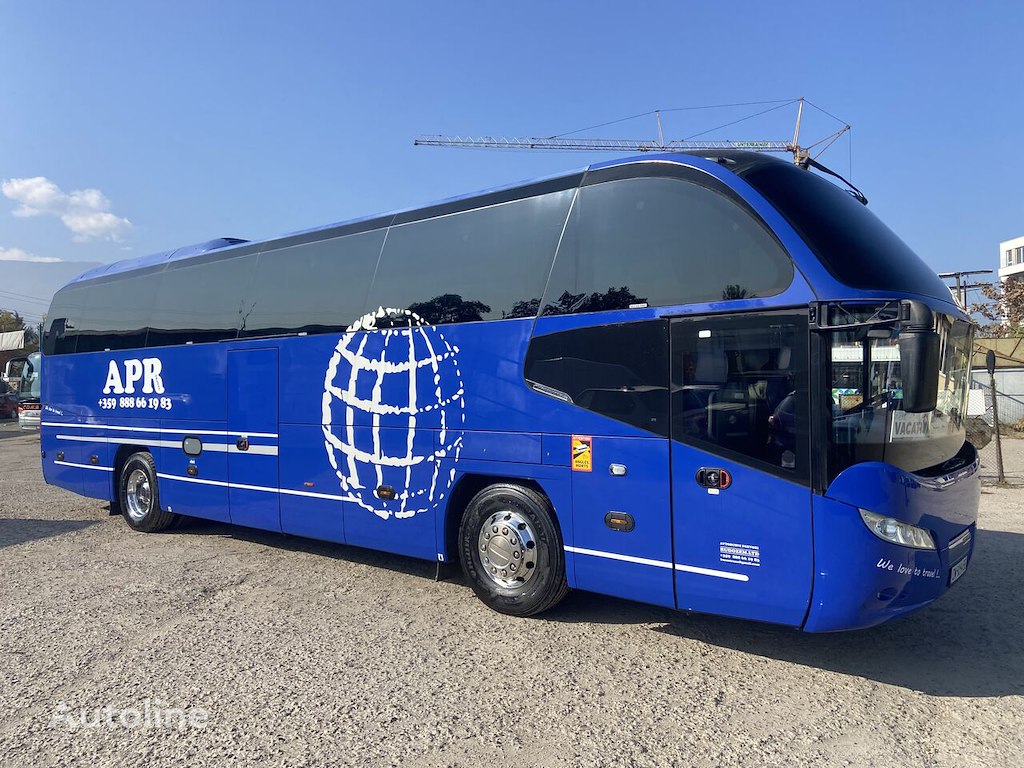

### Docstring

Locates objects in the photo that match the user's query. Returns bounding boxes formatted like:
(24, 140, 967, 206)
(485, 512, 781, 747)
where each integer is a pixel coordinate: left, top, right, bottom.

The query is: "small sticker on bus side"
(571, 435, 592, 472)
(720, 541, 761, 567)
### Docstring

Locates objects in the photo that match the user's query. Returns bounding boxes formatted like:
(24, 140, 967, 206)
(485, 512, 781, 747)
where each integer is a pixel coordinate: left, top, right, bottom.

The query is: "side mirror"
(899, 330, 939, 413)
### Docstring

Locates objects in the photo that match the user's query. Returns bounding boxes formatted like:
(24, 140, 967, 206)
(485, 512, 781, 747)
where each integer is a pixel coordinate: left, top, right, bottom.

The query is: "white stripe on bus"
(155, 472, 357, 503)
(674, 564, 750, 582)
(564, 545, 673, 569)
(564, 545, 749, 582)
(54, 434, 278, 456)
(43, 421, 278, 439)
(54, 461, 114, 472)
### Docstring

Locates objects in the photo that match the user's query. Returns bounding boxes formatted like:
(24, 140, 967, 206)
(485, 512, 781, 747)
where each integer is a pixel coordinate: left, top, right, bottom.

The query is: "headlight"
(858, 508, 936, 550)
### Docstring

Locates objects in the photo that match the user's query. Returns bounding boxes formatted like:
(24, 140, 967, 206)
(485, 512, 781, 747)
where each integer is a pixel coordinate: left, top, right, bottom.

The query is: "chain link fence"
(968, 374, 1024, 485)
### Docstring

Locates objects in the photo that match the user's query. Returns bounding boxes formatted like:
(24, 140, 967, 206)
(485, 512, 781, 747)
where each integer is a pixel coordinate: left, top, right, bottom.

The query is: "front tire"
(118, 452, 177, 532)
(459, 483, 569, 616)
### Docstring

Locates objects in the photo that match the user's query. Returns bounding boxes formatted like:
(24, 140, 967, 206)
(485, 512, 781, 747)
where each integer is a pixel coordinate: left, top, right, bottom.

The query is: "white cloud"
(1, 176, 132, 242)
(0, 246, 62, 263)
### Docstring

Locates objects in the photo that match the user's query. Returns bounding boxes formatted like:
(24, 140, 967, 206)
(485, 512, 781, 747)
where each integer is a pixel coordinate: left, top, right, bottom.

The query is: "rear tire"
(459, 483, 569, 616)
(118, 452, 177, 532)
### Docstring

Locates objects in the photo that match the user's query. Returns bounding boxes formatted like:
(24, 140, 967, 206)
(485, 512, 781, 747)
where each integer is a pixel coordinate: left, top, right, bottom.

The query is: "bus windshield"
(737, 160, 954, 303)
(827, 312, 972, 482)
(19, 353, 40, 400)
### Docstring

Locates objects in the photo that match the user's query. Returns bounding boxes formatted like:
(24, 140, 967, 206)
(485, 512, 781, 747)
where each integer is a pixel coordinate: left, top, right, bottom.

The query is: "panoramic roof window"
(241, 229, 385, 337)
(367, 189, 575, 324)
(541, 176, 793, 315)
(147, 254, 256, 347)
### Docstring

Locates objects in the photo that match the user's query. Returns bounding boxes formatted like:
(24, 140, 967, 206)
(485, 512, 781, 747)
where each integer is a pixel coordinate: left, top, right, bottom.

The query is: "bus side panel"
(279, 423, 346, 544)
(341, 426, 440, 560)
(43, 425, 82, 495)
(569, 436, 675, 609)
(279, 327, 645, 439)
(154, 419, 230, 523)
(672, 443, 813, 627)
(79, 438, 112, 501)
(226, 347, 281, 532)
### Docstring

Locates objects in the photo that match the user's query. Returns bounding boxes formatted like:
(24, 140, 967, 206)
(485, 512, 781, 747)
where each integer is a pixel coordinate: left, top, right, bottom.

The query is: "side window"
(75, 275, 157, 352)
(43, 286, 87, 355)
(241, 229, 385, 337)
(541, 176, 793, 315)
(147, 254, 256, 347)
(671, 313, 809, 480)
(366, 189, 575, 325)
(524, 320, 669, 436)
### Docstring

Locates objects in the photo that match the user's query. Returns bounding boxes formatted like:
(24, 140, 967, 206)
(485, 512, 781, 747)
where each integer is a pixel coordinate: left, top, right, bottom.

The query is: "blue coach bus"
(40, 152, 978, 632)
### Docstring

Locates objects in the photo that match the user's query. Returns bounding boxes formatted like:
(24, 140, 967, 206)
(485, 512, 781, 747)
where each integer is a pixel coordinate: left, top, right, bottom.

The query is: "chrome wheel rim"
(125, 468, 152, 522)
(478, 509, 538, 588)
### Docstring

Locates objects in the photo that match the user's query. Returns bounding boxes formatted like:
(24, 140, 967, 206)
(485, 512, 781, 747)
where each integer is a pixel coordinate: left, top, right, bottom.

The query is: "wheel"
(459, 483, 569, 616)
(118, 452, 177, 532)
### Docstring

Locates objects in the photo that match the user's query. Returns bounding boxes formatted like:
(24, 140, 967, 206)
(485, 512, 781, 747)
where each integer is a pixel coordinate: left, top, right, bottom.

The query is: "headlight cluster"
(858, 508, 936, 550)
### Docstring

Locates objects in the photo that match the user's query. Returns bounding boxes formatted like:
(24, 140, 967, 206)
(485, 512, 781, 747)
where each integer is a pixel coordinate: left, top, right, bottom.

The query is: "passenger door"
(670, 312, 813, 626)
(227, 348, 281, 531)
(526, 318, 676, 609)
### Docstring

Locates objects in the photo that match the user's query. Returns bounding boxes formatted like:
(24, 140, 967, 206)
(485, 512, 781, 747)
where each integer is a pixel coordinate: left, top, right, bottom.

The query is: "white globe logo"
(321, 308, 465, 520)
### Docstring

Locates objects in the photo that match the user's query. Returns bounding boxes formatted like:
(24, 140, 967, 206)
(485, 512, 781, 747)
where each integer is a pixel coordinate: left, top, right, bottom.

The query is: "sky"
(1, 1, 1022, 322)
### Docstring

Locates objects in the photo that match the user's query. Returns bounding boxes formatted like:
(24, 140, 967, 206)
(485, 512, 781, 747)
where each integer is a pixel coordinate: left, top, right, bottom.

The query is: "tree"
(970, 279, 1024, 337)
(406, 294, 492, 325)
(0, 310, 38, 351)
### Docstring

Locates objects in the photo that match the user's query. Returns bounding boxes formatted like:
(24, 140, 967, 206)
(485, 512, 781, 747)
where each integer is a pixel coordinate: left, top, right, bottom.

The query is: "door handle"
(236, 437, 249, 452)
(695, 467, 732, 489)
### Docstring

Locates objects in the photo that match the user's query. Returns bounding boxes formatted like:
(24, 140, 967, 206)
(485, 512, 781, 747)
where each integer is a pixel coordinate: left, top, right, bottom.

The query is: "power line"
(0, 304, 43, 320)
(0, 290, 51, 307)
(0, 285, 53, 303)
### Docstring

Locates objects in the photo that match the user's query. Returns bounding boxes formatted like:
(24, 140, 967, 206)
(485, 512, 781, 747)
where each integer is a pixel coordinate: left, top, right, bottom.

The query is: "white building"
(1000, 235, 1024, 282)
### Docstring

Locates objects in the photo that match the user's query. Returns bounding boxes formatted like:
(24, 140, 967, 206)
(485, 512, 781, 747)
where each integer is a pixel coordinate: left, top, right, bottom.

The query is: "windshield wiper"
(799, 156, 868, 205)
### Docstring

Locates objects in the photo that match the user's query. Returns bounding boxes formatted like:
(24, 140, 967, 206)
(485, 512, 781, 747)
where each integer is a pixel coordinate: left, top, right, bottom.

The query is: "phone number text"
(98, 397, 173, 411)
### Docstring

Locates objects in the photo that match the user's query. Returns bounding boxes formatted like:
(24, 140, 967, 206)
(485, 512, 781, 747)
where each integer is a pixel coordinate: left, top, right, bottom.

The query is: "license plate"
(950, 556, 969, 585)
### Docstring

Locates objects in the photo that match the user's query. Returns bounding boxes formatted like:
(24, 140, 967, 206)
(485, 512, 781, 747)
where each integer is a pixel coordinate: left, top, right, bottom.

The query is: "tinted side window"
(75, 275, 157, 352)
(366, 189, 575, 325)
(524, 320, 669, 436)
(671, 312, 809, 481)
(147, 255, 256, 347)
(541, 177, 793, 315)
(241, 229, 385, 337)
(43, 286, 87, 355)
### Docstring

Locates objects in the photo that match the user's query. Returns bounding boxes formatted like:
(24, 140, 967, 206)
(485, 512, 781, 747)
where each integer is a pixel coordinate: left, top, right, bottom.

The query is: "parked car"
(0, 381, 17, 419)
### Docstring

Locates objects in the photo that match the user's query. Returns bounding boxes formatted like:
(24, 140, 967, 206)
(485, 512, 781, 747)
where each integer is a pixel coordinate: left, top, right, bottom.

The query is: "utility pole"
(986, 349, 1006, 485)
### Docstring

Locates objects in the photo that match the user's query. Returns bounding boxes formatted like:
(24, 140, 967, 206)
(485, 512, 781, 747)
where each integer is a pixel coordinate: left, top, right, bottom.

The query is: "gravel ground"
(1, 421, 1022, 768)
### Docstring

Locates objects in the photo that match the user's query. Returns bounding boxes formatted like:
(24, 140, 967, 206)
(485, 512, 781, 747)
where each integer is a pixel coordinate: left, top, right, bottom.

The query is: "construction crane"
(415, 98, 850, 167)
